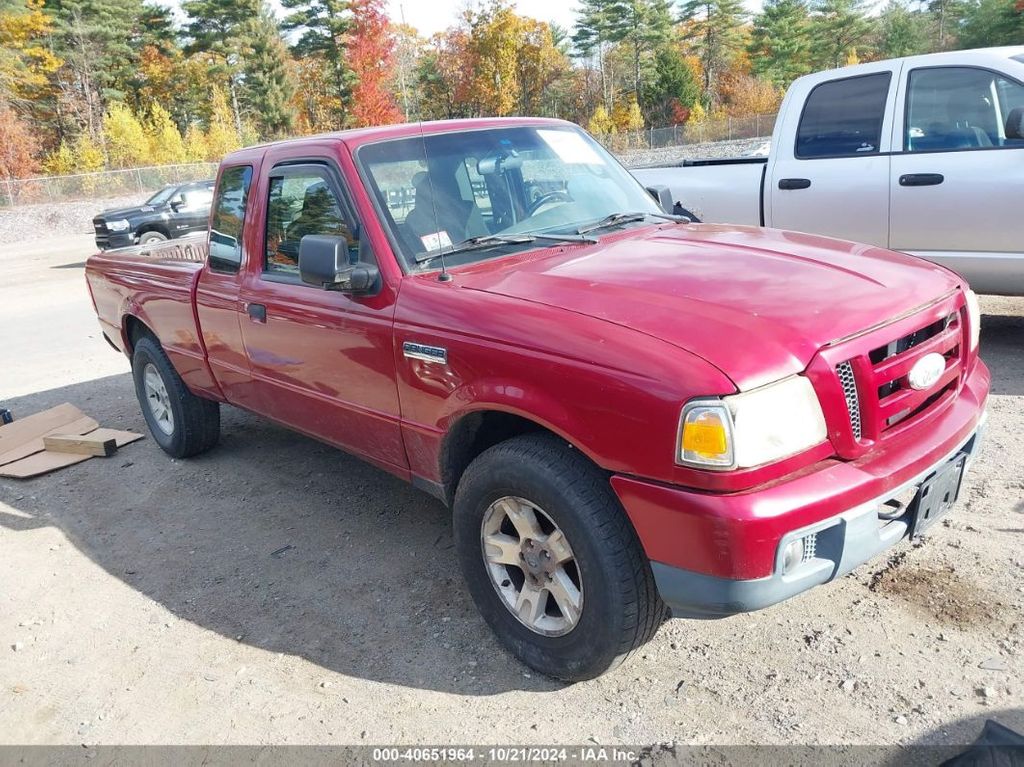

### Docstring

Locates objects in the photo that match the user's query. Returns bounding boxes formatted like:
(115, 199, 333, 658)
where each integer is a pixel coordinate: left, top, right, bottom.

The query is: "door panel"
(890, 65, 1024, 290)
(768, 67, 900, 247)
(195, 164, 259, 408)
(238, 162, 405, 471)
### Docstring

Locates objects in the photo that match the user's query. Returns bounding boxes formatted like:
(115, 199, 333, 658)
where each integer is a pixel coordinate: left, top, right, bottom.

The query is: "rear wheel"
(131, 336, 219, 458)
(453, 433, 664, 682)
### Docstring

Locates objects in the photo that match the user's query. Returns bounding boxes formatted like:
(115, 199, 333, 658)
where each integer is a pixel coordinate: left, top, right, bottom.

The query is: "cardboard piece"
(0, 404, 144, 479)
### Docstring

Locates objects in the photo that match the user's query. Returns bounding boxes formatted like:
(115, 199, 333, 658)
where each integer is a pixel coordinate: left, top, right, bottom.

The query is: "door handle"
(246, 303, 267, 323)
(778, 178, 811, 190)
(899, 173, 944, 187)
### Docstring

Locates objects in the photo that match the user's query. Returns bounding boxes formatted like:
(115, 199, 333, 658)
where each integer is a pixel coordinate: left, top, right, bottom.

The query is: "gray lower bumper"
(654, 418, 986, 619)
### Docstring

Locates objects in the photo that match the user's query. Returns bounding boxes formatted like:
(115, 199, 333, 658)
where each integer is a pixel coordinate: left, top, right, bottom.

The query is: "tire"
(453, 433, 665, 682)
(139, 231, 168, 245)
(131, 336, 220, 458)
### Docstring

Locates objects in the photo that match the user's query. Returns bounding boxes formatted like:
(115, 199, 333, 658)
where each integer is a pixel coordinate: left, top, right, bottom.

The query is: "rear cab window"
(796, 73, 892, 159)
(208, 166, 253, 273)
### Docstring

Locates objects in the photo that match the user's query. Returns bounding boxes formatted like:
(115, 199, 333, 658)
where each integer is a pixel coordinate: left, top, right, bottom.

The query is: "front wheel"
(132, 336, 220, 458)
(139, 231, 168, 245)
(453, 434, 665, 682)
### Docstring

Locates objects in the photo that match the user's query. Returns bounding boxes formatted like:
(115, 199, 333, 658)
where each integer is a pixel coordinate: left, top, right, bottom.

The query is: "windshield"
(145, 186, 177, 206)
(356, 124, 663, 270)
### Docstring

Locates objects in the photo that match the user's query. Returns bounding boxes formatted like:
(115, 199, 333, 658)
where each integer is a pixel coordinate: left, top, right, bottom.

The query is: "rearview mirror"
(1006, 107, 1024, 140)
(477, 150, 522, 176)
(299, 235, 379, 295)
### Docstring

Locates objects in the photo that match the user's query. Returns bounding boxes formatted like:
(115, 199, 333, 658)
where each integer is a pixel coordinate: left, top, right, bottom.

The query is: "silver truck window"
(906, 67, 1024, 152)
(208, 165, 253, 273)
(796, 73, 891, 159)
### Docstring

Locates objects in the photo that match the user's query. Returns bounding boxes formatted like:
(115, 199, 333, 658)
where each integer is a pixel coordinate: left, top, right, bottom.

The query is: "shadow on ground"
(0, 373, 560, 696)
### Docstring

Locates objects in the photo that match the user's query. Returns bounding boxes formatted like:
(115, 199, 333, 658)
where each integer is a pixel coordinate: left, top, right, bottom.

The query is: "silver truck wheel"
(481, 496, 583, 636)
(142, 362, 175, 435)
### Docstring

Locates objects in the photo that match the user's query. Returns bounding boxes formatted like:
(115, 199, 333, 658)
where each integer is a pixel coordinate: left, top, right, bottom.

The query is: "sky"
(164, 0, 766, 37)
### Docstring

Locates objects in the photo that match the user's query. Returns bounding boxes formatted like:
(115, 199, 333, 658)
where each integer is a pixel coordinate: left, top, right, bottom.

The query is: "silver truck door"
(767, 63, 900, 246)
(890, 63, 1024, 295)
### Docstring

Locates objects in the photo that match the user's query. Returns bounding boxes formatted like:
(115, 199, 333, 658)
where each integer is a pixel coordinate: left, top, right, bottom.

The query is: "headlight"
(678, 376, 828, 470)
(107, 219, 131, 232)
(964, 289, 980, 352)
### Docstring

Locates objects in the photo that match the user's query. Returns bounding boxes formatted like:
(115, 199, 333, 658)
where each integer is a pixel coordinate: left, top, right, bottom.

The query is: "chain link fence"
(1, 162, 219, 208)
(595, 113, 777, 152)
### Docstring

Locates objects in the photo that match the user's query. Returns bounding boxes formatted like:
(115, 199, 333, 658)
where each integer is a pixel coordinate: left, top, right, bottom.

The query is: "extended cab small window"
(208, 166, 253, 273)
(796, 73, 892, 159)
(906, 67, 1024, 152)
(264, 168, 356, 278)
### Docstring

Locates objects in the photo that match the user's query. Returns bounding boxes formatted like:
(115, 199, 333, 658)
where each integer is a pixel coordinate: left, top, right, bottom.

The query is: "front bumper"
(650, 419, 984, 617)
(612, 360, 990, 618)
(94, 230, 134, 250)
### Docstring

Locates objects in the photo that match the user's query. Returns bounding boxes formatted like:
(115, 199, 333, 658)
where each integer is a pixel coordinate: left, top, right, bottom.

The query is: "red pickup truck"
(85, 117, 989, 682)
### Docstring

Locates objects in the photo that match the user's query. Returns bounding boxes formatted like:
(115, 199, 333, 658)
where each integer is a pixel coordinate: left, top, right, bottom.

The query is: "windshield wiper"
(414, 232, 597, 265)
(576, 210, 691, 236)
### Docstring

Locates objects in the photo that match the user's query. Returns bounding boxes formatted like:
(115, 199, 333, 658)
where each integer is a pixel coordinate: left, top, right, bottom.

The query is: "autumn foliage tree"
(0, 103, 39, 179)
(347, 0, 402, 127)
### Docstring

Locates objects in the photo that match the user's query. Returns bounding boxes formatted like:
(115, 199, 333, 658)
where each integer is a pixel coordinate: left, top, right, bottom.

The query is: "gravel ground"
(0, 237, 1022, 750)
(0, 139, 766, 245)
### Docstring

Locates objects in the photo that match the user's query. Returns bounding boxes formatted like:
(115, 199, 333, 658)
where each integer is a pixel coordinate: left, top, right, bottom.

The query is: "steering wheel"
(527, 190, 572, 216)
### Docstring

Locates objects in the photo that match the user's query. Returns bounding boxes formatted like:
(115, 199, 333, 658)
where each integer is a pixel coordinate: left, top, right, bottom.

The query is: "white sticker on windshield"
(537, 129, 603, 165)
(420, 230, 453, 252)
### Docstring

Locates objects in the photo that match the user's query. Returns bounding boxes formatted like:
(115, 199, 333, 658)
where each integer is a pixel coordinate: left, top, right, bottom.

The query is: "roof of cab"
(220, 116, 577, 166)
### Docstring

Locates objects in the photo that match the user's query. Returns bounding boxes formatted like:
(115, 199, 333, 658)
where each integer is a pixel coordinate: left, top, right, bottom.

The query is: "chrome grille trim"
(837, 361, 862, 440)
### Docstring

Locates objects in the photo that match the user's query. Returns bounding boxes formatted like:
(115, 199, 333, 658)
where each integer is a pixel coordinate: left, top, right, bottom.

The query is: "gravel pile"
(0, 194, 141, 244)
(617, 137, 769, 168)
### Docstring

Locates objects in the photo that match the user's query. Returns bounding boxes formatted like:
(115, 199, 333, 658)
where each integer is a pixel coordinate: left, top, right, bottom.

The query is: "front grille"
(836, 361, 862, 440)
(818, 298, 968, 454)
(870, 312, 959, 432)
(93, 217, 109, 248)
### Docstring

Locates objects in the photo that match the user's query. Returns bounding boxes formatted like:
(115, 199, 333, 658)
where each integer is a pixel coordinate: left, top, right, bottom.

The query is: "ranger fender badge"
(403, 342, 448, 365)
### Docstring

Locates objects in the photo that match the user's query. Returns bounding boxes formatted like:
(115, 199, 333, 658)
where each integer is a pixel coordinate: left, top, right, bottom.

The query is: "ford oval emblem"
(908, 352, 946, 391)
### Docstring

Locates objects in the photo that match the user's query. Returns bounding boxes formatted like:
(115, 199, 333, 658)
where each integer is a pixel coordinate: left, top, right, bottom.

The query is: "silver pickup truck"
(634, 47, 1024, 296)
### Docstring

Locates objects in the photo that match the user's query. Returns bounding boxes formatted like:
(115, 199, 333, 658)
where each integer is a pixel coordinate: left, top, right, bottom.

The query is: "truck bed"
(85, 234, 215, 394)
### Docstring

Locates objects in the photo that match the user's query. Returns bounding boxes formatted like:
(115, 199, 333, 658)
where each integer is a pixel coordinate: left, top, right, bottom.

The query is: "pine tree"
(573, 0, 619, 109)
(748, 0, 814, 89)
(876, 0, 928, 58)
(678, 0, 747, 109)
(641, 46, 701, 126)
(809, 0, 875, 69)
(281, 0, 354, 128)
(182, 0, 258, 136)
(240, 3, 295, 138)
(959, 0, 1023, 47)
(607, 0, 674, 97)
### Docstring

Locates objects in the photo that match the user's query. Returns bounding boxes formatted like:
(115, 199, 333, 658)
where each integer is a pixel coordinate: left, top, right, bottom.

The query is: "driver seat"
(404, 171, 486, 250)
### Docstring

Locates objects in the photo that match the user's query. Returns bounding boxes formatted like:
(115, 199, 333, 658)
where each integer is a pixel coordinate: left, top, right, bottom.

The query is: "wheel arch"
(439, 406, 606, 508)
(136, 222, 170, 238)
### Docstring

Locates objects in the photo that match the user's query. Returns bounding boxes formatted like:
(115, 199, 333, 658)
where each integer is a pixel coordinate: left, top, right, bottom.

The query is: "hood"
(456, 223, 963, 391)
(95, 204, 163, 221)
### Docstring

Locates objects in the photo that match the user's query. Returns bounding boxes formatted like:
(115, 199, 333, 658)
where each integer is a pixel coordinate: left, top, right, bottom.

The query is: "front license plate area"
(910, 454, 967, 538)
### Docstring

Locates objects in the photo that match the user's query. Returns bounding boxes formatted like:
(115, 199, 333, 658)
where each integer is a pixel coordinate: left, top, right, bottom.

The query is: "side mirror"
(645, 185, 674, 215)
(1006, 107, 1024, 140)
(299, 235, 379, 295)
(169, 197, 184, 212)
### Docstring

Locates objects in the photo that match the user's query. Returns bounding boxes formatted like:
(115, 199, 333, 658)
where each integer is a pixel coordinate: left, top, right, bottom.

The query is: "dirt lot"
(1, 235, 1022, 747)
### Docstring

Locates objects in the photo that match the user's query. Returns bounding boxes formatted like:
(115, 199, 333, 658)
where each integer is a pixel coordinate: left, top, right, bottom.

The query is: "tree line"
(0, 0, 1020, 180)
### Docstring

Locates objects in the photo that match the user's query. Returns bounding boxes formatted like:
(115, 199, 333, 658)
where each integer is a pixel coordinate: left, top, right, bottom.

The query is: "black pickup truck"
(92, 180, 215, 250)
